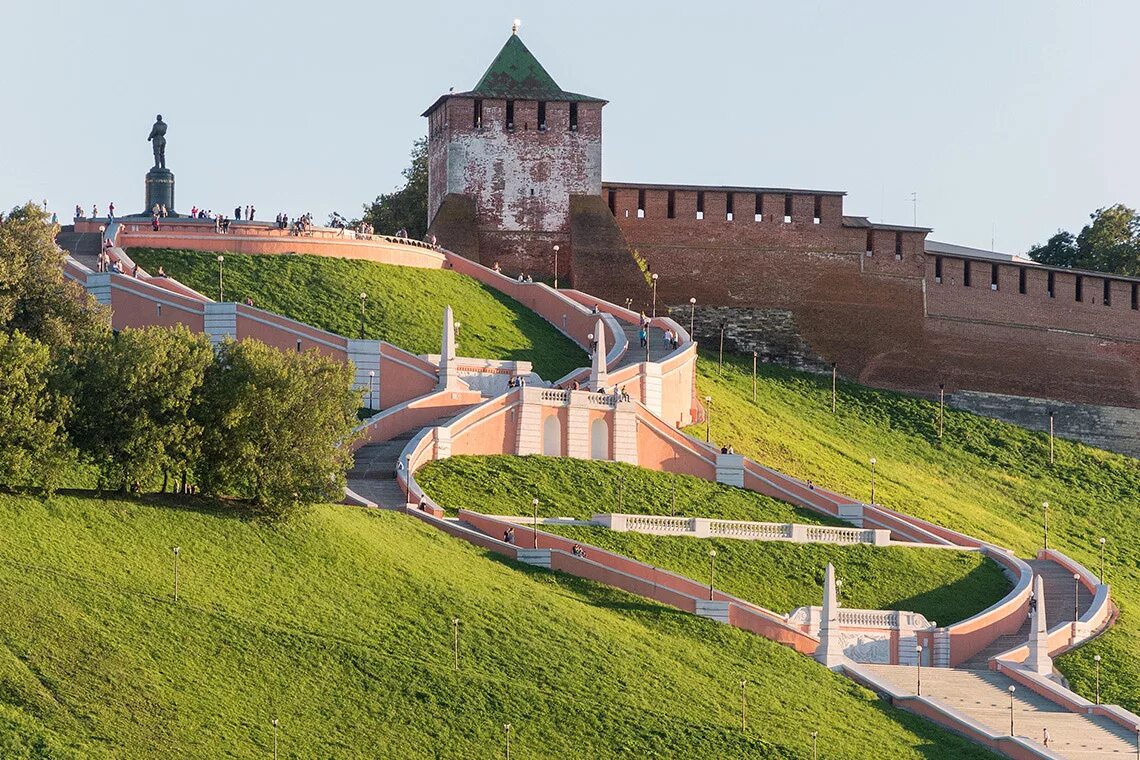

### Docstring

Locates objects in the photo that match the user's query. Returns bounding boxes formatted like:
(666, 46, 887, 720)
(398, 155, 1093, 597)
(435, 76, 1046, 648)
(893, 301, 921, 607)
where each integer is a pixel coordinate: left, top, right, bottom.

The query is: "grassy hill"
(0, 491, 997, 759)
(687, 351, 1140, 711)
(127, 249, 585, 380)
(417, 455, 1010, 626)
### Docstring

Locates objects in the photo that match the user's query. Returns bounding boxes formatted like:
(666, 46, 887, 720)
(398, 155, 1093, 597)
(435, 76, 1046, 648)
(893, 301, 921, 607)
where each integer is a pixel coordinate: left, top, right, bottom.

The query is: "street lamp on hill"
(707, 547, 717, 600)
(651, 272, 659, 318)
(869, 457, 878, 505)
(689, 297, 696, 337)
(359, 292, 368, 339)
(704, 396, 712, 443)
(217, 255, 225, 302)
(552, 244, 560, 289)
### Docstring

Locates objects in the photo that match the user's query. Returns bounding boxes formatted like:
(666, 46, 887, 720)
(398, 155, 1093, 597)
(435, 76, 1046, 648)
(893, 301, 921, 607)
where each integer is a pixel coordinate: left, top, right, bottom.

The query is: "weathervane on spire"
(512, 18, 521, 35)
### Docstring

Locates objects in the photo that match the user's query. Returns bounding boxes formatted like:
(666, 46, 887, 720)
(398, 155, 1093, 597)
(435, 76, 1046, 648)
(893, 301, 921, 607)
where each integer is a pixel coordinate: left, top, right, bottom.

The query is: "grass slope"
(127, 249, 585, 380)
(688, 351, 1140, 710)
(0, 492, 996, 759)
(417, 455, 1010, 626)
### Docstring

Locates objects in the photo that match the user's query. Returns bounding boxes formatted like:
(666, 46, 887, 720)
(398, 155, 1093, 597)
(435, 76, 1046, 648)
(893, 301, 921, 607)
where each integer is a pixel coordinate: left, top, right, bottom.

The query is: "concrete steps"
(861, 664, 1137, 758)
(56, 225, 102, 270)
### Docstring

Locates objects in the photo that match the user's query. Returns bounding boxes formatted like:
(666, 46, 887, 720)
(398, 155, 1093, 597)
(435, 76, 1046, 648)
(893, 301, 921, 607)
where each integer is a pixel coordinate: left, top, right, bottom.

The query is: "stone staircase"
(55, 225, 102, 270)
(611, 321, 672, 369)
(347, 412, 470, 508)
(860, 664, 1137, 759)
(959, 558, 1095, 670)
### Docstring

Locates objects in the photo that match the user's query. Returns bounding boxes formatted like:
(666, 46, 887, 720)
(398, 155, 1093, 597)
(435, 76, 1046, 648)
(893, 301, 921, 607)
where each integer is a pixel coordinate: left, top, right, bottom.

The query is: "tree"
(67, 326, 213, 493)
(0, 203, 108, 351)
(361, 137, 429, 239)
(196, 340, 360, 517)
(1028, 204, 1140, 277)
(0, 331, 73, 491)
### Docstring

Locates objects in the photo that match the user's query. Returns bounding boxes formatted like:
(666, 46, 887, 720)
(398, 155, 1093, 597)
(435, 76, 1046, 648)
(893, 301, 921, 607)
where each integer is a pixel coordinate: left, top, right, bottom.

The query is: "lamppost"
(552, 244, 560, 289)
(1049, 411, 1055, 464)
(708, 548, 717, 600)
(532, 497, 540, 549)
(651, 272, 659, 318)
(810, 730, 818, 760)
(704, 396, 712, 442)
(938, 382, 945, 439)
(1099, 537, 1107, 581)
(1094, 654, 1101, 704)
(752, 351, 758, 403)
(869, 457, 878, 505)
(452, 617, 461, 670)
(172, 546, 181, 603)
(272, 717, 279, 760)
(454, 321, 462, 350)
(1074, 573, 1081, 622)
(368, 370, 375, 411)
(740, 678, 747, 731)
(718, 321, 726, 369)
(831, 362, 837, 414)
(587, 333, 594, 356)
(358, 292, 367, 339)
(503, 723, 511, 760)
(915, 644, 923, 695)
(1008, 685, 1016, 735)
(688, 297, 696, 337)
(217, 255, 225, 302)
(1042, 501, 1049, 550)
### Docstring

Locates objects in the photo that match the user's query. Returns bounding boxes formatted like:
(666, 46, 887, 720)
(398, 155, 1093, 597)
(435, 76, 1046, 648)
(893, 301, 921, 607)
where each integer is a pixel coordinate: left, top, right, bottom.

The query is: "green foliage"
(0, 492, 996, 758)
(1028, 204, 1140, 276)
(127, 248, 586, 380)
(417, 455, 1009, 626)
(361, 137, 429, 239)
(66, 326, 212, 493)
(688, 351, 1140, 711)
(0, 332, 72, 491)
(196, 340, 359, 516)
(0, 203, 108, 350)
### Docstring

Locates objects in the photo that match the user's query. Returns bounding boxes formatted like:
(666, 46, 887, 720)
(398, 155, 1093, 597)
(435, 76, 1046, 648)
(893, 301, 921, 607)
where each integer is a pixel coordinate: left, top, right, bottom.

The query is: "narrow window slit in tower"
(1075, 275, 1083, 302)
(726, 193, 734, 221)
(1103, 279, 1111, 306)
(1018, 267, 1026, 294)
(667, 190, 675, 219)
(963, 261, 972, 287)
(607, 190, 616, 216)
(813, 195, 822, 224)
(505, 100, 515, 130)
(865, 230, 874, 256)
(894, 232, 903, 259)
(1047, 271, 1055, 298)
(637, 189, 645, 219)
(934, 256, 942, 283)
(754, 193, 762, 222)
(783, 194, 793, 223)
(991, 263, 999, 290)
(473, 99, 482, 129)
(569, 102, 578, 131)
(538, 102, 546, 131)
(696, 191, 704, 220)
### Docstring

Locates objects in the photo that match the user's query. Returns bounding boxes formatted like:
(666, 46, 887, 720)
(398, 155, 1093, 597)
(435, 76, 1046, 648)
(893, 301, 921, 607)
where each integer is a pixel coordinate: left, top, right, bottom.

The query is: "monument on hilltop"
(144, 114, 176, 215)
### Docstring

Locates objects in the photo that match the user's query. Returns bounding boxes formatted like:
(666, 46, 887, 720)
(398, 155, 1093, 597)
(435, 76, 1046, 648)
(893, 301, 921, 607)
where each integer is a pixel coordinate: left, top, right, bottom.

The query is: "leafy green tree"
(1028, 204, 1139, 276)
(361, 137, 429, 239)
(0, 203, 108, 350)
(0, 331, 73, 491)
(196, 340, 360, 517)
(68, 326, 212, 493)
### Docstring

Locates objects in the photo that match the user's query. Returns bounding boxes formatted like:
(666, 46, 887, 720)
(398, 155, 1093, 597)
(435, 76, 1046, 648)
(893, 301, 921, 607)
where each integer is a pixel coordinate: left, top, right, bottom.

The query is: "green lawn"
(689, 351, 1140, 710)
(417, 455, 1009, 627)
(127, 249, 586, 380)
(0, 492, 996, 759)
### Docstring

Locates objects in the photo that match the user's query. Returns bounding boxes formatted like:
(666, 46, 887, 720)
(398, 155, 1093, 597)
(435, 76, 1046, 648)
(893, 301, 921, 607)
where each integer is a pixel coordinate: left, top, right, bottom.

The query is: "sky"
(3, 0, 1138, 253)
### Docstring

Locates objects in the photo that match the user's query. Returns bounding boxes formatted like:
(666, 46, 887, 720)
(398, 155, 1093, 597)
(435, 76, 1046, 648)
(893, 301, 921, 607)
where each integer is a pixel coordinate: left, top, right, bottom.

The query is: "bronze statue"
(147, 115, 168, 169)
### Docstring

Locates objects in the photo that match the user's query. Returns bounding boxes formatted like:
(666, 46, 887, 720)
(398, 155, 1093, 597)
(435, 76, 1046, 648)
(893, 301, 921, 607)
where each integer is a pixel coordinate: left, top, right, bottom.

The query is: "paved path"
(611, 321, 673, 369)
(55, 226, 101, 270)
(861, 664, 1136, 759)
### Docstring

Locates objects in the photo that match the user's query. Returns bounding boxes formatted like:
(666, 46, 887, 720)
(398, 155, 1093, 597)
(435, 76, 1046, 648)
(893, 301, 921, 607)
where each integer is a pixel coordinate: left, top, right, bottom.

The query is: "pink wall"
(352, 389, 484, 450)
(379, 344, 439, 408)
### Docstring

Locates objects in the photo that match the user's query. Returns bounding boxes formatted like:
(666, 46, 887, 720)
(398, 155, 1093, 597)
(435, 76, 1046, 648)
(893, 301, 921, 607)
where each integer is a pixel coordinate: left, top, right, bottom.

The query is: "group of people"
(506, 375, 528, 388)
(232, 205, 256, 221)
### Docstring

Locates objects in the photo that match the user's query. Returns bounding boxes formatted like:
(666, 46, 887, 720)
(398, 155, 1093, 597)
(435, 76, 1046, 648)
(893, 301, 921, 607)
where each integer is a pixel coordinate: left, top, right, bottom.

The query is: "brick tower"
(422, 24, 606, 280)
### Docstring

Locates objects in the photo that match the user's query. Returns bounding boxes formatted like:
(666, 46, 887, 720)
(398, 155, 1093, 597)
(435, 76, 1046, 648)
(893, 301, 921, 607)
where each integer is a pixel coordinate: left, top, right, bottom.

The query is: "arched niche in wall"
(542, 415, 562, 457)
(590, 418, 609, 461)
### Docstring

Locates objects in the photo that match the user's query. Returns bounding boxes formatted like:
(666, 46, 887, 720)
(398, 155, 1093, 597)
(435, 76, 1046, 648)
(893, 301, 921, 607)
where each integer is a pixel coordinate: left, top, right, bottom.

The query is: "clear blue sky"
(4, 0, 1138, 253)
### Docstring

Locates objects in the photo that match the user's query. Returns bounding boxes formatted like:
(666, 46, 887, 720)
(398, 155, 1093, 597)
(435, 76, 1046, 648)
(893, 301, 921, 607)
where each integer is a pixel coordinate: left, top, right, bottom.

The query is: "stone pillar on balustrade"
(515, 386, 542, 456)
(640, 361, 663, 417)
(589, 317, 608, 391)
(816, 562, 844, 668)
(438, 305, 461, 390)
(432, 425, 452, 460)
(715, 453, 744, 487)
(1025, 573, 1053, 676)
(612, 399, 638, 465)
(566, 391, 590, 459)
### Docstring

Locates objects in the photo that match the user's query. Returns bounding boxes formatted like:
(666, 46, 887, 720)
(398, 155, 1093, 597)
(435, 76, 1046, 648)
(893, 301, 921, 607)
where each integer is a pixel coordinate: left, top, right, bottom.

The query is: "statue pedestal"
(144, 167, 175, 216)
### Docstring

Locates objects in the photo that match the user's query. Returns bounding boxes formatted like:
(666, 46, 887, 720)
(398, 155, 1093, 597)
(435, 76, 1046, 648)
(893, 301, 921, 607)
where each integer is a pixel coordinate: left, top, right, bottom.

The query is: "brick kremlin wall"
(590, 183, 1140, 415)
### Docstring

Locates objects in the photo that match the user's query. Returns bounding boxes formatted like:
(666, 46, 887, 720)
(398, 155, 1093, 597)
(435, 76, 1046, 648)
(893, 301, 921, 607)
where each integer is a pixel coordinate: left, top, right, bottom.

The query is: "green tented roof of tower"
(423, 33, 605, 115)
(472, 34, 602, 102)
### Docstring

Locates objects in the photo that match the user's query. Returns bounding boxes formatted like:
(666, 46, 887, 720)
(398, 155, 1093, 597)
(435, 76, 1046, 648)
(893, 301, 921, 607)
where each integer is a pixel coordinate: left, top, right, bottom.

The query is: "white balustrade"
(593, 513, 890, 547)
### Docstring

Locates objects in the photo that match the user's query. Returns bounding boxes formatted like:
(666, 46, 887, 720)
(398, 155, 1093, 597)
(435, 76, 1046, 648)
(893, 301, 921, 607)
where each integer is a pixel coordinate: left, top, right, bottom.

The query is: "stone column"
(1025, 574, 1053, 676)
(612, 401, 638, 465)
(438, 305, 460, 390)
(589, 318, 608, 391)
(816, 563, 844, 668)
